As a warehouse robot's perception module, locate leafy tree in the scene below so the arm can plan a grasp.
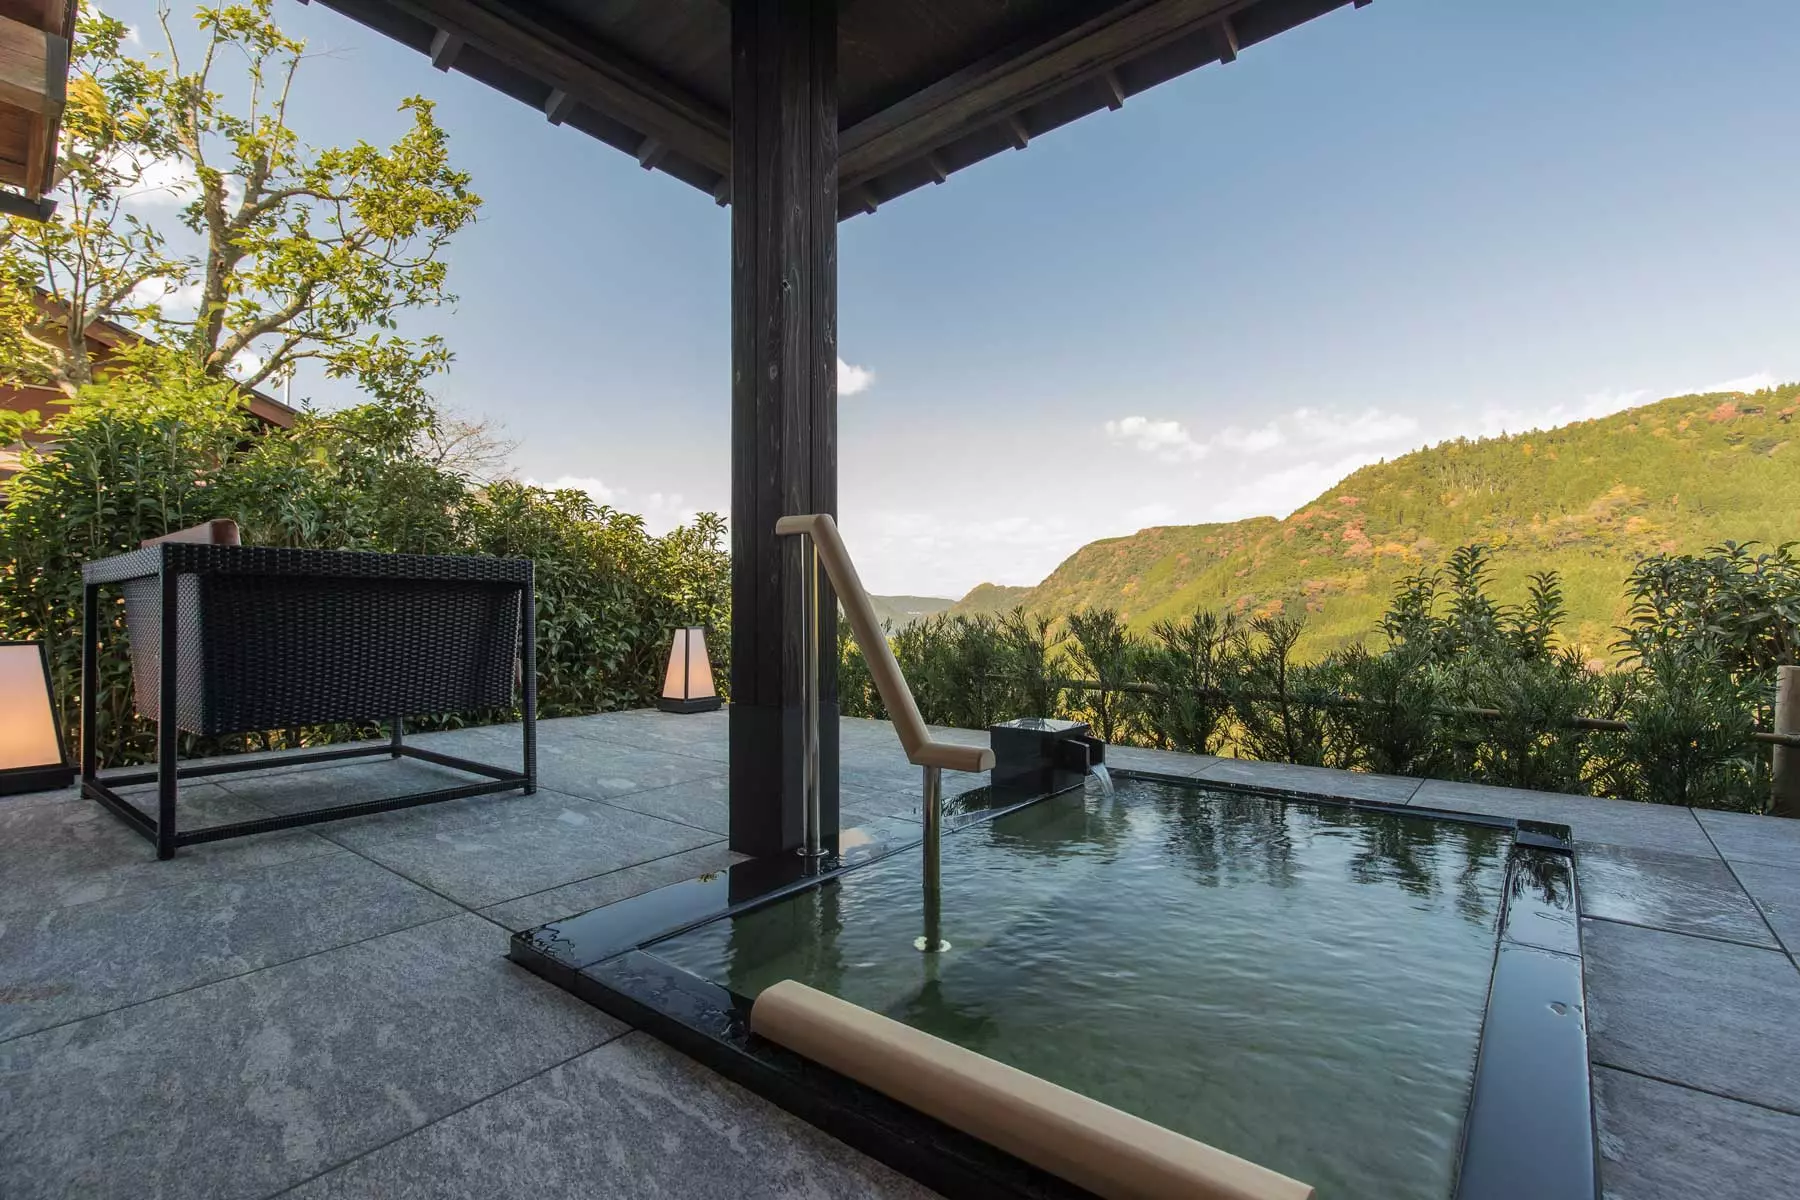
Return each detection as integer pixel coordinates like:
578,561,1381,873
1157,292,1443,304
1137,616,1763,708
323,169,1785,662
1229,613,1331,766
0,377,728,766
1065,607,1137,743
838,622,884,720
1325,641,1446,777
890,612,1015,730
0,2,479,405
792,539,1800,810
1138,608,1236,754
1593,641,1763,809
1619,541,1800,701
996,605,1064,719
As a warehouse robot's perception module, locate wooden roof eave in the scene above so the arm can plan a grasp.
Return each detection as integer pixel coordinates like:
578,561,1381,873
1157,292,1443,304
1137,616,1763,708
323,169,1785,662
318,0,730,196
312,0,1367,222
0,0,74,218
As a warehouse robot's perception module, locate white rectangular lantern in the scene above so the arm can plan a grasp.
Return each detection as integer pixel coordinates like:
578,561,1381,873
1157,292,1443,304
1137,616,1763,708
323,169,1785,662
0,642,74,794
659,626,720,713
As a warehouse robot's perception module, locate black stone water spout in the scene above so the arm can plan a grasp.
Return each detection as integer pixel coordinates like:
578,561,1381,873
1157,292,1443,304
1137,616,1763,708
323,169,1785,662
988,717,1107,802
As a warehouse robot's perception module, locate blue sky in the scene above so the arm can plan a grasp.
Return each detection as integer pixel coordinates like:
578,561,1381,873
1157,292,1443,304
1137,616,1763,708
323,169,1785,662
109,0,1800,595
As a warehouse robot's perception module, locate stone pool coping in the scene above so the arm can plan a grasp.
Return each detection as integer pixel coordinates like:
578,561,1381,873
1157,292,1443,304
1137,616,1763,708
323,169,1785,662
510,769,1597,1200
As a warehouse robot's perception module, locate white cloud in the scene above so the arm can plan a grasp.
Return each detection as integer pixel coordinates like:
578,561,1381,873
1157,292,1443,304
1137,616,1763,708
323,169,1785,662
1104,416,1210,462
126,276,203,314
849,507,1109,594
535,474,618,503
1465,373,1787,439
1125,502,1178,528
838,358,875,396
1291,407,1420,445
1466,387,1647,439
1203,452,1390,523
93,7,141,43
103,150,244,212
1215,423,1284,453
1697,371,1777,395
1108,405,1421,465
116,153,200,208
531,474,699,535
228,349,267,383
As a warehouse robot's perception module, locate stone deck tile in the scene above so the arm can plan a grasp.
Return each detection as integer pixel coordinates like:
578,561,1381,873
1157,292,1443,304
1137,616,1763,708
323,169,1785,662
586,772,730,834
0,851,457,1042
552,709,731,763
215,764,608,853
1726,859,1800,961
0,914,622,1200
524,738,726,803
1575,843,1779,948
349,788,720,910
0,786,338,918
1410,780,1716,856
1694,807,1800,870
1198,757,1422,803
1101,743,1220,777
478,843,743,932
280,1032,936,1200
1583,918,1800,1116
1593,1066,1800,1200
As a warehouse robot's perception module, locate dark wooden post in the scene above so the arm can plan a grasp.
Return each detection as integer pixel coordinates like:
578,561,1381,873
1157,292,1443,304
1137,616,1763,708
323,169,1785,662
728,0,839,857
1775,665,1799,818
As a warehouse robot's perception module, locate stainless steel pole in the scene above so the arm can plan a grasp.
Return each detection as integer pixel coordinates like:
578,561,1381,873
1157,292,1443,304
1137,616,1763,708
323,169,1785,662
916,764,946,952
800,538,826,857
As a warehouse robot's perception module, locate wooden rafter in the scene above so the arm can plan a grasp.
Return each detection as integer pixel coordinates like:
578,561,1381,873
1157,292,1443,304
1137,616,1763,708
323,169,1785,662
1215,16,1239,63
1101,69,1127,110
380,0,730,175
838,0,1239,184
428,27,463,70
304,0,1367,218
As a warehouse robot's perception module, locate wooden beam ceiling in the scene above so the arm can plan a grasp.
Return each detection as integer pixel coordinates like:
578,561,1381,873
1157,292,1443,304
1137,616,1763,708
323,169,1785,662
380,0,730,176
313,0,1365,221
837,0,1239,186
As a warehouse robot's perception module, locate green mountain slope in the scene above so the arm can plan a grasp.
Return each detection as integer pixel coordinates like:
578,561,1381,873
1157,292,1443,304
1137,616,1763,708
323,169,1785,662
950,583,1033,617
952,384,1800,662
869,594,957,628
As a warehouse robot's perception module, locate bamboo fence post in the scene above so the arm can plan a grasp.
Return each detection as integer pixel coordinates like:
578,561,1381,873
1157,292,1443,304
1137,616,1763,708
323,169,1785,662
1775,666,1799,818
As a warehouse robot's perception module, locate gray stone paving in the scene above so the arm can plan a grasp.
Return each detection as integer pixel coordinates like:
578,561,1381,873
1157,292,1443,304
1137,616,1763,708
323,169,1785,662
2,707,1798,1199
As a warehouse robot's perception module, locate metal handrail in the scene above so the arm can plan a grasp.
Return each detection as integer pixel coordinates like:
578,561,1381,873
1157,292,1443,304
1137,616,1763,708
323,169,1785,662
776,513,994,952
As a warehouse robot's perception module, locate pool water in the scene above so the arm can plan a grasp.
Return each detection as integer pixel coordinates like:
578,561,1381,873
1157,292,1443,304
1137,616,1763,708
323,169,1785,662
649,780,1513,1200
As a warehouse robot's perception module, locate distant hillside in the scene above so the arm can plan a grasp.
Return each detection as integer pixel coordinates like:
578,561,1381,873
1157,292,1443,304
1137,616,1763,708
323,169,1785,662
951,384,1800,662
951,583,1033,617
869,594,956,629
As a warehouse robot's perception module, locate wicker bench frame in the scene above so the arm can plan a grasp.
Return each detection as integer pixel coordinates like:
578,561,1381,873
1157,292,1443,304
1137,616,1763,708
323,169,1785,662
81,544,537,859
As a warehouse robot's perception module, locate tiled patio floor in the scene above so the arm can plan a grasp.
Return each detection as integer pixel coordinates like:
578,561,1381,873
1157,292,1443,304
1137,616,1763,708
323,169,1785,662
3,710,1798,1198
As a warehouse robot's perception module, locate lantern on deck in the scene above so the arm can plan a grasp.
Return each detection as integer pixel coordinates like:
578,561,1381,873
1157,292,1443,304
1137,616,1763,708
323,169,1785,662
0,642,75,795
659,627,721,713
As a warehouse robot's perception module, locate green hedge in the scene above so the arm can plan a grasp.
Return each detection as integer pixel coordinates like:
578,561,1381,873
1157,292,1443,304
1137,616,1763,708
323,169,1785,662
0,371,728,768
848,544,1793,812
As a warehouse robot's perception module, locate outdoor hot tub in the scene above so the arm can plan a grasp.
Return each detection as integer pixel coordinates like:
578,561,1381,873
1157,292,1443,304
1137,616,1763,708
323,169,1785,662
512,773,1596,1200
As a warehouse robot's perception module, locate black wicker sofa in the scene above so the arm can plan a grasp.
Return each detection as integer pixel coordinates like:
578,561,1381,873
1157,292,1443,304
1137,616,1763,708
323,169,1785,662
81,537,536,859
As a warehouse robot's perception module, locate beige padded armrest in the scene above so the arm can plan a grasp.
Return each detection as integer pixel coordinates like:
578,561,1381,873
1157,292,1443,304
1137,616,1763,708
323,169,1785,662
752,981,1312,1200
142,519,241,548
776,513,995,774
